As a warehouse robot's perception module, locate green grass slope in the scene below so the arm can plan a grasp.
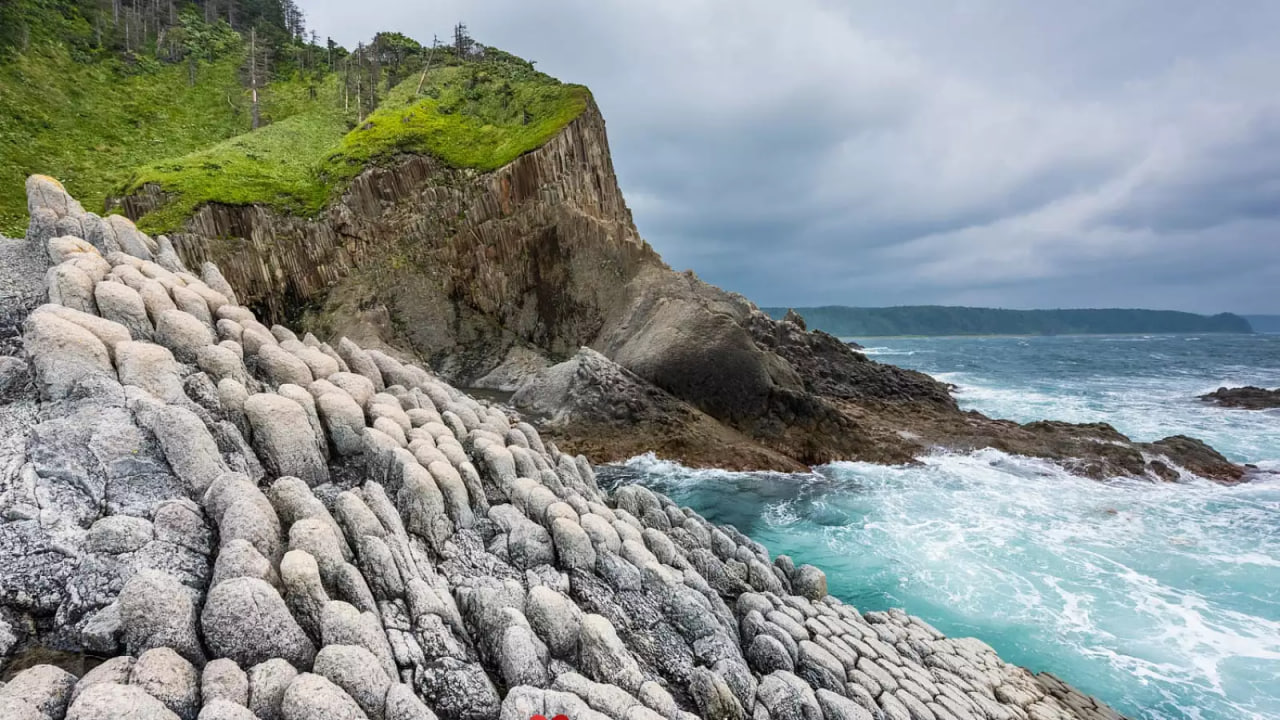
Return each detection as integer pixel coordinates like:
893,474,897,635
122,51,589,233
0,46,249,236
0,6,330,236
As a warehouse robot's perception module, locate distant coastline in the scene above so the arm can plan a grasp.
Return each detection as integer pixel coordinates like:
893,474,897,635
1244,315,1280,333
764,305,1255,337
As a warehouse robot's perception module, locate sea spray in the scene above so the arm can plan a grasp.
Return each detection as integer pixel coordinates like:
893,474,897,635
858,333,1280,463
603,450,1280,720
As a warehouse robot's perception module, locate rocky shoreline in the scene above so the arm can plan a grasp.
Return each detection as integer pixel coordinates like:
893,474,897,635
0,177,1129,719
112,103,1248,484
1200,386,1280,410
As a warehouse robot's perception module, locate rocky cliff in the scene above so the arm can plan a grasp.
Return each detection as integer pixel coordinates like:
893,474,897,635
0,178,1131,720
117,98,1247,481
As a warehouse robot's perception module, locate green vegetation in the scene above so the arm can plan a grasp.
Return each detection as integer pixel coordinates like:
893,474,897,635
125,79,348,233
326,60,589,174
764,306,1256,337
124,52,589,233
0,42,241,235
1,2,586,236
0,0,333,236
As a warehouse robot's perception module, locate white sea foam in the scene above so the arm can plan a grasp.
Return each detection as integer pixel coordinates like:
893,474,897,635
609,334,1280,720
609,448,1280,720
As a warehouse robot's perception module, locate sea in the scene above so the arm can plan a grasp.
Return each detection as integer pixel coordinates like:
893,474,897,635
601,333,1280,720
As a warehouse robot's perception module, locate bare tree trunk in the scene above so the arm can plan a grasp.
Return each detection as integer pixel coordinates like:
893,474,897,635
415,37,439,95
250,27,261,129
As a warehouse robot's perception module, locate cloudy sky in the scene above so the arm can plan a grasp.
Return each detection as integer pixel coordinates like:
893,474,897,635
305,0,1280,314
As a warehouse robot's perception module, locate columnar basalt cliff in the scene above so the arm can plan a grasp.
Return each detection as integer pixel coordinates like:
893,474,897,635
0,178,1129,720
117,100,1247,481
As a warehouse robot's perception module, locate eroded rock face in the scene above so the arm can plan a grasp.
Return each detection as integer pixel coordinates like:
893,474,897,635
113,101,1247,482
1200,385,1280,410
0,179,1131,720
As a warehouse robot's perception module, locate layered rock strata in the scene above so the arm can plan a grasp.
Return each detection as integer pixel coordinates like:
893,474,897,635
1,178,1128,719
116,103,1246,482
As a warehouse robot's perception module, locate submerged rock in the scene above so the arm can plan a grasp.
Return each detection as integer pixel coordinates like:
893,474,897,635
1200,385,1280,410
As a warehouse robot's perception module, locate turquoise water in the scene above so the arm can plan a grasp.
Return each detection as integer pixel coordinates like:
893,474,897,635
603,333,1280,720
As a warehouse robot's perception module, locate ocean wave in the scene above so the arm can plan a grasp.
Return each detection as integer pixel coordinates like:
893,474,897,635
857,346,923,356
608,448,1280,720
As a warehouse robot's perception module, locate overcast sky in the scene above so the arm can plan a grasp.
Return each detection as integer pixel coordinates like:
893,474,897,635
304,0,1280,314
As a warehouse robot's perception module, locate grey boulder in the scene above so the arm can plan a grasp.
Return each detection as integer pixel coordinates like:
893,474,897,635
201,577,316,671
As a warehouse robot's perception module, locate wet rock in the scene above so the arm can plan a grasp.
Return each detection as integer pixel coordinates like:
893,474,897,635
1199,385,1280,410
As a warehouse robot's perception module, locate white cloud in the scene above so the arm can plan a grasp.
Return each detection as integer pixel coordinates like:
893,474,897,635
301,0,1280,313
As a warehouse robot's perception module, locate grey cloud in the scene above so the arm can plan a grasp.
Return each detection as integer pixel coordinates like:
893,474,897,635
301,0,1280,313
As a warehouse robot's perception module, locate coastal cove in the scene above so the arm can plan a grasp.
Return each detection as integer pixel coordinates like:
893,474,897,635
610,333,1280,720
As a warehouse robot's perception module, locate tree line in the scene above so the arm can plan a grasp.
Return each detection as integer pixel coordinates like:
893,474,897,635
1,4,508,128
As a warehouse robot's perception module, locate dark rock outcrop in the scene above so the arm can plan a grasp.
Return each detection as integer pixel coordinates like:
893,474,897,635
1200,385,1280,410
0,179,1129,720
114,100,1247,482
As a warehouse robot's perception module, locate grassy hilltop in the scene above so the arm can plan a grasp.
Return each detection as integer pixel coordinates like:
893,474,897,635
0,0,587,235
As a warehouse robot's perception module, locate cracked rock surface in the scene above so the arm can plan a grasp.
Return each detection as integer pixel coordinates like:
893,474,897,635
1,176,1127,720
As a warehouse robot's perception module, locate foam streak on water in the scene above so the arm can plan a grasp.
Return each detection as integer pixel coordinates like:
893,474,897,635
606,453,1280,720
606,333,1280,720
860,333,1280,463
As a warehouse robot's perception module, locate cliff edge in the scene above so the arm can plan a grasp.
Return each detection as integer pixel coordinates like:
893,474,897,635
118,85,1245,482
0,177,1128,720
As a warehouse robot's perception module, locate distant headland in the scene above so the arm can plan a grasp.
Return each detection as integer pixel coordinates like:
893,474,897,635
763,305,1255,337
